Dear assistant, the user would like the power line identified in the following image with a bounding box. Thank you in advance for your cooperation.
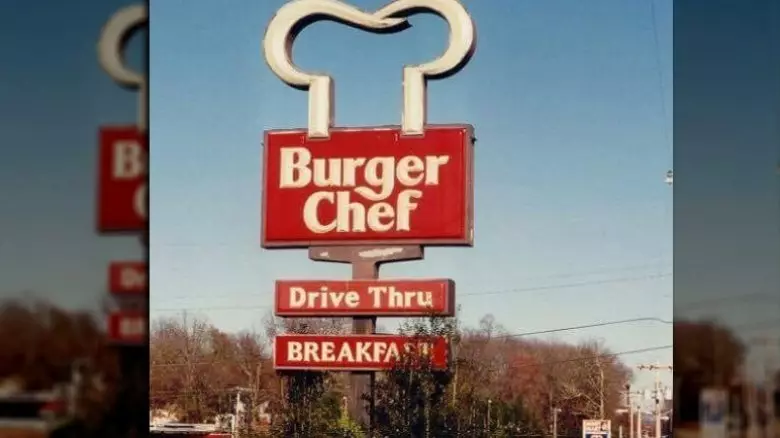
[677,291,777,312]
[495,317,671,339]
[532,345,671,368]
[460,273,669,297]
[150,272,670,313]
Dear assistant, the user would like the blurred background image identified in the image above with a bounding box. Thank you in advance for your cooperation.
[673,1,780,438]
[0,1,147,436]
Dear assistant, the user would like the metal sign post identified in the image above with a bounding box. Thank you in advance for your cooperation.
[96,2,148,342]
[96,5,148,436]
[309,245,422,424]
[261,0,477,431]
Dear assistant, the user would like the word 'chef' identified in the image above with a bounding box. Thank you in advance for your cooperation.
[288,285,433,309]
[278,147,451,233]
[286,339,433,364]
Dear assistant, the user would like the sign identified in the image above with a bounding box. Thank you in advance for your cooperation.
[700,388,728,438]
[97,4,148,131]
[275,279,455,316]
[106,311,146,344]
[273,334,449,371]
[582,419,611,438]
[97,127,147,231]
[96,4,147,232]
[108,261,147,294]
[261,0,476,248]
[262,126,474,247]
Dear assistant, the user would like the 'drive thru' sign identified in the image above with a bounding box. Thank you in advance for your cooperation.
[262,125,474,247]
[275,279,454,316]
[274,334,449,371]
[97,126,147,232]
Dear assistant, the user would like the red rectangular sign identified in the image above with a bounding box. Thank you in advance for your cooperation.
[275,279,454,316]
[97,126,147,232]
[106,311,146,344]
[262,125,474,247]
[273,334,449,371]
[108,261,147,295]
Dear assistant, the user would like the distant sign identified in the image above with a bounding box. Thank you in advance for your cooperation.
[582,419,611,438]
[275,279,455,316]
[108,261,147,295]
[700,388,728,438]
[273,334,449,371]
[97,127,147,232]
[261,125,474,248]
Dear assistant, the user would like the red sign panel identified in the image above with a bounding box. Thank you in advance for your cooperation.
[262,125,474,247]
[273,334,449,371]
[108,261,147,295]
[107,311,146,344]
[275,279,454,316]
[97,126,147,232]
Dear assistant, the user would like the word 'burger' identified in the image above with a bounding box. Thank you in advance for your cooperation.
[279,147,451,234]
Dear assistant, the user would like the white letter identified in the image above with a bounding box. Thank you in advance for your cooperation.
[287,341,303,361]
[335,191,365,232]
[344,291,360,308]
[366,202,394,232]
[395,189,421,231]
[341,157,366,186]
[397,156,424,186]
[424,155,450,185]
[355,157,394,201]
[304,342,319,362]
[312,158,342,187]
[289,287,306,308]
[367,286,386,308]
[134,183,147,220]
[279,147,312,188]
[321,342,335,362]
[113,140,144,179]
[303,192,337,233]
[337,342,355,363]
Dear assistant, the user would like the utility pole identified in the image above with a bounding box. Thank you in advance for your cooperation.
[553,407,561,438]
[636,404,642,438]
[751,335,778,438]
[624,385,643,438]
[487,398,492,433]
[232,386,250,436]
[637,363,673,438]
[628,392,634,438]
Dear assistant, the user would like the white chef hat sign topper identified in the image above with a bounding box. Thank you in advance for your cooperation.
[263,0,476,138]
[97,4,148,132]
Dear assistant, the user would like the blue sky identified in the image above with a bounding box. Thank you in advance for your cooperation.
[673,0,780,383]
[0,0,145,314]
[150,0,672,393]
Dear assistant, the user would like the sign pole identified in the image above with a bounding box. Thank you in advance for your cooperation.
[309,246,423,429]
[262,0,476,434]
[96,4,148,436]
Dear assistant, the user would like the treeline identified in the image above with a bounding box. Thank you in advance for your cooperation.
[151,312,635,437]
[0,299,136,435]
[0,297,756,436]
